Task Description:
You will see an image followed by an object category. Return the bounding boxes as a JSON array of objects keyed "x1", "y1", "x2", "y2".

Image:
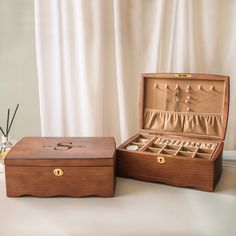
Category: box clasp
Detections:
[{"x1": 174, "y1": 74, "x2": 191, "y2": 78}]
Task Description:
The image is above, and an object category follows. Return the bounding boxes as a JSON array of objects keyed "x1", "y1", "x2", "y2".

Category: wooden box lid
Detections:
[
  {"x1": 5, "y1": 137, "x2": 116, "y2": 167},
  {"x1": 139, "y1": 73, "x2": 229, "y2": 140}
]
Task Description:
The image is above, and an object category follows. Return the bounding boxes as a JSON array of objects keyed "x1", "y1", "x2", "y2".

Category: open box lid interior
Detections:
[{"x1": 139, "y1": 73, "x2": 229, "y2": 140}]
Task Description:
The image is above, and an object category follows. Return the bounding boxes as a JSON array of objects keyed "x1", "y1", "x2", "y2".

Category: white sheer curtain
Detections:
[{"x1": 35, "y1": 0, "x2": 236, "y2": 149}]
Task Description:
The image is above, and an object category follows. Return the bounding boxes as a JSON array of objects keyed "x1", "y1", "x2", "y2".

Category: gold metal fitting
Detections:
[
  {"x1": 53, "y1": 168, "x2": 64, "y2": 176},
  {"x1": 157, "y1": 156, "x2": 166, "y2": 164},
  {"x1": 174, "y1": 74, "x2": 191, "y2": 78}
]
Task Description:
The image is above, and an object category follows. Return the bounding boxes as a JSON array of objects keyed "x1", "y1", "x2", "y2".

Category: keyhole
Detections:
[
  {"x1": 157, "y1": 156, "x2": 166, "y2": 164},
  {"x1": 53, "y1": 168, "x2": 64, "y2": 176}
]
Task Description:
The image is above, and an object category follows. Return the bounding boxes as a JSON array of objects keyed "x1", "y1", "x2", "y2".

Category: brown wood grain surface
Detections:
[
  {"x1": 117, "y1": 73, "x2": 229, "y2": 192},
  {"x1": 5, "y1": 137, "x2": 116, "y2": 166},
  {"x1": 117, "y1": 144, "x2": 223, "y2": 192},
  {"x1": 5, "y1": 137, "x2": 116, "y2": 197},
  {"x1": 6, "y1": 166, "x2": 115, "y2": 197}
]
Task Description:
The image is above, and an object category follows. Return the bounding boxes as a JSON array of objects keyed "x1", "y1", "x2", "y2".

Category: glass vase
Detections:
[{"x1": 0, "y1": 136, "x2": 16, "y2": 173}]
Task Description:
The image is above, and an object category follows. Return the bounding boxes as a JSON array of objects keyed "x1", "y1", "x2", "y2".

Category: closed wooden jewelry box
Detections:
[
  {"x1": 117, "y1": 73, "x2": 229, "y2": 192},
  {"x1": 5, "y1": 137, "x2": 116, "y2": 197}
]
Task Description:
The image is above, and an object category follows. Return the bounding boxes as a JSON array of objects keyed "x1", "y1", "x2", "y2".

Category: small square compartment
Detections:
[
  {"x1": 134, "y1": 134, "x2": 153, "y2": 144},
  {"x1": 180, "y1": 146, "x2": 197, "y2": 152},
  {"x1": 130, "y1": 142, "x2": 145, "y2": 148},
  {"x1": 145, "y1": 147, "x2": 161, "y2": 153},
  {"x1": 176, "y1": 151, "x2": 194, "y2": 158},
  {"x1": 197, "y1": 148, "x2": 213, "y2": 154},
  {"x1": 150, "y1": 143, "x2": 165, "y2": 149},
  {"x1": 130, "y1": 142, "x2": 145, "y2": 151},
  {"x1": 195, "y1": 153, "x2": 211, "y2": 160},
  {"x1": 164, "y1": 144, "x2": 180, "y2": 151},
  {"x1": 159, "y1": 149, "x2": 176, "y2": 156},
  {"x1": 125, "y1": 142, "x2": 144, "y2": 151}
]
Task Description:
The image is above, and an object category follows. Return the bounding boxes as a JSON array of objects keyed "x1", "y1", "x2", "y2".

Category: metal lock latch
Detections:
[
  {"x1": 53, "y1": 168, "x2": 64, "y2": 176},
  {"x1": 174, "y1": 74, "x2": 191, "y2": 78},
  {"x1": 157, "y1": 156, "x2": 166, "y2": 164}
]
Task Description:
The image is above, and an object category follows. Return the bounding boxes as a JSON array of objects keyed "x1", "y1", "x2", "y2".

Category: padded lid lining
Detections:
[{"x1": 139, "y1": 73, "x2": 229, "y2": 140}]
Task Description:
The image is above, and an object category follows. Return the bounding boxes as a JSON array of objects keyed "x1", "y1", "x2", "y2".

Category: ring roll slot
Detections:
[
  {"x1": 195, "y1": 153, "x2": 211, "y2": 160},
  {"x1": 177, "y1": 151, "x2": 195, "y2": 158}
]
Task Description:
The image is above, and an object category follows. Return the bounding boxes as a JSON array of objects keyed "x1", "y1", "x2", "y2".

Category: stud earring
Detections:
[
  {"x1": 174, "y1": 84, "x2": 179, "y2": 112},
  {"x1": 164, "y1": 84, "x2": 168, "y2": 110},
  {"x1": 185, "y1": 85, "x2": 190, "y2": 112}
]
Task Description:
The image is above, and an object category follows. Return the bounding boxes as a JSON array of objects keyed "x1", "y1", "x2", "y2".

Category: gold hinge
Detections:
[{"x1": 174, "y1": 74, "x2": 191, "y2": 78}]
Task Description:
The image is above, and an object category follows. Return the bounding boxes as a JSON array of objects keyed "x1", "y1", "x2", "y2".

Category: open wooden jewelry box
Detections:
[{"x1": 117, "y1": 73, "x2": 229, "y2": 191}]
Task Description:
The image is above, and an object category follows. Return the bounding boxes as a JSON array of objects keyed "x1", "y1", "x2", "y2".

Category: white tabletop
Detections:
[{"x1": 0, "y1": 157, "x2": 236, "y2": 236}]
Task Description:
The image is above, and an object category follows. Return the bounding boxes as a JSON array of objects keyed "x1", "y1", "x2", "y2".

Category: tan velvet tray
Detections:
[{"x1": 117, "y1": 73, "x2": 229, "y2": 192}]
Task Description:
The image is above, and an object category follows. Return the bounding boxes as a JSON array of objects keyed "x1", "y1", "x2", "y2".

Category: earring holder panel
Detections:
[{"x1": 150, "y1": 80, "x2": 224, "y2": 113}]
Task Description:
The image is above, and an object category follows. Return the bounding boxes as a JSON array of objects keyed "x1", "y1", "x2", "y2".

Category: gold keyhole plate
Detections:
[
  {"x1": 157, "y1": 156, "x2": 166, "y2": 164},
  {"x1": 53, "y1": 168, "x2": 64, "y2": 176}
]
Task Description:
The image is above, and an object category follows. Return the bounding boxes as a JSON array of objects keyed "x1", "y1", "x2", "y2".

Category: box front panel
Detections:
[
  {"x1": 117, "y1": 150, "x2": 221, "y2": 191},
  {"x1": 5, "y1": 166, "x2": 115, "y2": 197}
]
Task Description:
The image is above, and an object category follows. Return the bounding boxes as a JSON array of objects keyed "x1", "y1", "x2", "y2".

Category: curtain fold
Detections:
[{"x1": 35, "y1": 0, "x2": 236, "y2": 149}]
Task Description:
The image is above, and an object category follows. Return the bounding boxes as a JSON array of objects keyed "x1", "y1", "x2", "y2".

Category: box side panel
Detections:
[
  {"x1": 213, "y1": 150, "x2": 223, "y2": 189},
  {"x1": 117, "y1": 150, "x2": 215, "y2": 192},
  {"x1": 5, "y1": 166, "x2": 115, "y2": 197}
]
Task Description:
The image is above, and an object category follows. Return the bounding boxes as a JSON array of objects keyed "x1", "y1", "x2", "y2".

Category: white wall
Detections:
[{"x1": 0, "y1": 0, "x2": 41, "y2": 140}]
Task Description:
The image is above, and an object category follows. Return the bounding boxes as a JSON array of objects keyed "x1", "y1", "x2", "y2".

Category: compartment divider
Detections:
[
  {"x1": 139, "y1": 136, "x2": 157, "y2": 151},
  {"x1": 192, "y1": 148, "x2": 199, "y2": 158},
  {"x1": 159, "y1": 144, "x2": 167, "y2": 153},
  {"x1": 121, "y1": 133, "x2": 219, "y2": 160},
  {"x1": 174, "y1": 144, "x2": 183, "y2": 156}
]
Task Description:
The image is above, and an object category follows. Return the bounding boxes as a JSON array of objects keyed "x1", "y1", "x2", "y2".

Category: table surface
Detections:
[{"x1": 0, "y1": 158, "x2": 236, "y2": 236}]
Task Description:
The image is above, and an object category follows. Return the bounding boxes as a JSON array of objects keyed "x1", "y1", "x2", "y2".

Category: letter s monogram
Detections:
[{"x1": 54, "y1": 142, "x2": 73, "y2": 150}]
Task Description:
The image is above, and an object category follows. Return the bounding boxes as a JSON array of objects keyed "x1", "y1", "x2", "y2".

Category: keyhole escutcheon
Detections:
[{"x1": 53, "y1": 168, "x2": 64, "y2": 176}]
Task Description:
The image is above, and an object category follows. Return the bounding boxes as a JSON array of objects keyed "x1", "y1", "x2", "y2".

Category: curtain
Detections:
[{"x1": 35, "y1": 0, "x2": 236, "y2": 150}]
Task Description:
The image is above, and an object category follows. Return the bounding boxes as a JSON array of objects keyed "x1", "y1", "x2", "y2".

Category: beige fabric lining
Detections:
[{"x1": 144, "y1": 109, "x2": 223, "y2": 137}]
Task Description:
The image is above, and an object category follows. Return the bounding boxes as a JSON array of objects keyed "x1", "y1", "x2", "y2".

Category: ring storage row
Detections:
[{"x1": 123, "y1": 134, "x2": 218, "y2": 160}]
